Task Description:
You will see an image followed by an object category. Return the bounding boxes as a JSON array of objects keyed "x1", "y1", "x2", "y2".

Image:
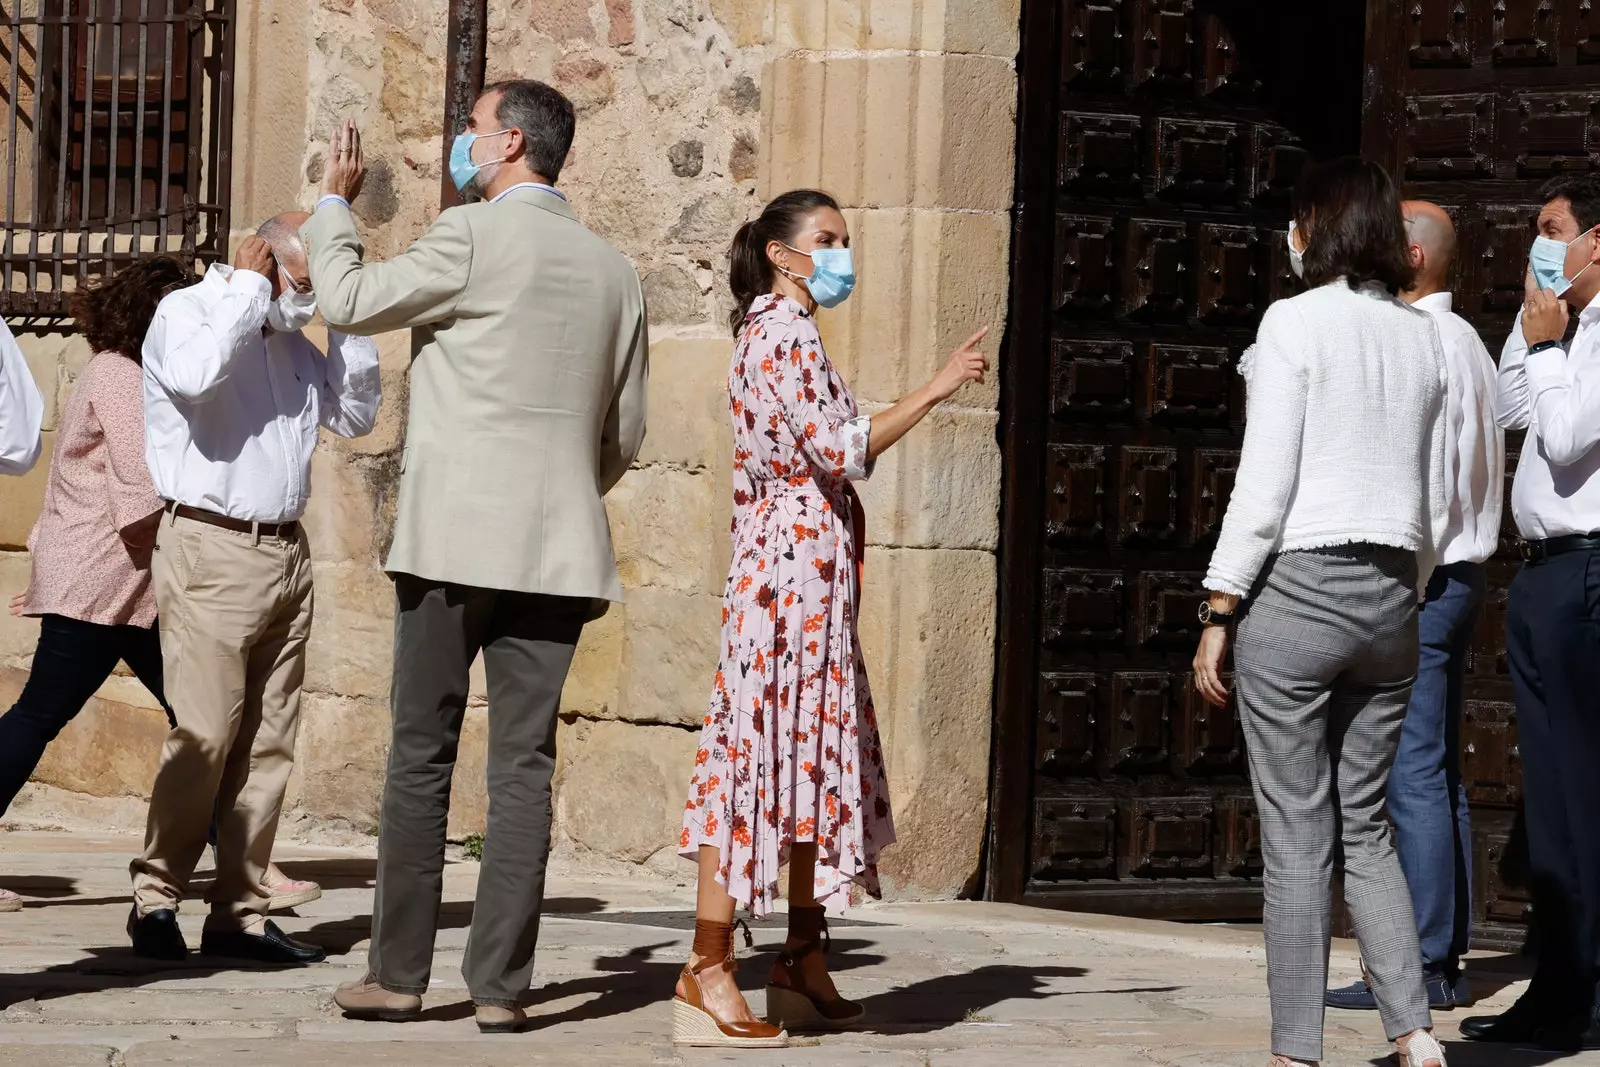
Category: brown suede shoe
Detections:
[
  {"x1": 476, "y1": 1004, "x2": 528, "y2": 1033},
  {"x1": 333, "y1": 974, "x2": 423, "y2": 1021}
]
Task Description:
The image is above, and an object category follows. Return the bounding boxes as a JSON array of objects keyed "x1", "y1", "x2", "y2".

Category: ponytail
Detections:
[{"x1": 726, "y1": 188, "x2": 840, "y2": 337}]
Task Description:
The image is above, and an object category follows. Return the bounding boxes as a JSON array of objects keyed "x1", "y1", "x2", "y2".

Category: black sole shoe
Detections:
[
  {"x1": 1460, "y1": 1011, "x2": 1544, "y2": 1044},
  {"x1": 127, "y1": 907, "x2": 188, "y2": 961},
  {"x1": 200, "y1": 919, "x2": 325, "y2": 965}
]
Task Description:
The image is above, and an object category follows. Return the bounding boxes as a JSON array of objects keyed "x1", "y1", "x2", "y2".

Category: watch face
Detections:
[{"x1": 1198, "y1": 603, "x2": 1212, "y2": 624}]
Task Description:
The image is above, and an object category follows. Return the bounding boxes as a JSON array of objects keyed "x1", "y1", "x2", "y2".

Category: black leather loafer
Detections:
[
  {"x1": 1460, "y1": 1008, "x2": 1544, "y2": 1044},
  {"x1": 200, "y1": 919, "x2": 325, "y2": 965},
  {"x1": 128, "y1": 907, "x2": 188, "y2": 961}
]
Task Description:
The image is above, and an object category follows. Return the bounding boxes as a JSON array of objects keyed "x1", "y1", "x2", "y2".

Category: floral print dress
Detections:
[{"x1": 679, "y1": 293, "x2": 896, "y2": 916}]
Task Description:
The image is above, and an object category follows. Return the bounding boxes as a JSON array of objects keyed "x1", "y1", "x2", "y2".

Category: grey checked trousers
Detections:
[{"x1": 1234, "y1": 547, "x2": 1432, "y2": 1061}]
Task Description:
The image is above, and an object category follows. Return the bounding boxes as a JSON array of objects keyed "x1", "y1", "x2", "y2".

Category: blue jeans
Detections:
[{"x1": 1387, "y1": 561, "x2": 1483, "y2": 975}]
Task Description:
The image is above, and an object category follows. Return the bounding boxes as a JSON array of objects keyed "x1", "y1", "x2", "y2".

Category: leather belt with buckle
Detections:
[
  {"x1": 1518, "y1": 533, "x2": 1600, "y2": 563},
  {"x1": 167, "y1": 502, "x2": 299, "y2": 540}
]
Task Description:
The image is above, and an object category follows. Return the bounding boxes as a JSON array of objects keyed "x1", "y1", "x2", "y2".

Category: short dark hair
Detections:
[
  {"x1": 483, "y1": 79, "x2": 575, "y2": 183},
  {"x1": 726, "y1": 189, "x2": 841, "y2": 336},
  {"x1": 71, "y1": 256, "x2": 197, "y2": 363},
  {"x1": 1539, "y1": 174, "x2": 1600, "y2": 233},
  {"x1": 1293, "y1": 157, "x2": 1415, "y2": 295}
]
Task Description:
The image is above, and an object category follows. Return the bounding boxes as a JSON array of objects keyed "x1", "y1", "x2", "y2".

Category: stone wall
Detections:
[{"x1": 0, "y1": 0, "x2": 1018, "y2": 903}]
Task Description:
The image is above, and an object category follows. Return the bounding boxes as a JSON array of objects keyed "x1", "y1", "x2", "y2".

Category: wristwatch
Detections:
[
  {"x1": 1198, "y1": 602, "x2": 1236, "y2": 627},
  {"x1": 1528, "y1": 339, "x2": 1562, "y2": 356}
]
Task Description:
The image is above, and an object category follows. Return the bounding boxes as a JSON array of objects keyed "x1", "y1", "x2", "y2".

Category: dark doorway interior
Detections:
[{"x1": 989, "y1": 0, "x2": 1367, "y2": 922}]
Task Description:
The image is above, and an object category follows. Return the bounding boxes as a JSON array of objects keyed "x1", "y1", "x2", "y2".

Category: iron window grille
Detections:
[{"x1": 0, "y1": 0, "x2": 234, "y2": 315}]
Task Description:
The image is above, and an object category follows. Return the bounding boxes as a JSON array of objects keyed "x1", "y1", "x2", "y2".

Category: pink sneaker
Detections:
[
  {"x1": 265, "y1": 864, "x2": 322, "y2": 912},
  {"x1": 0, "y1": 888, "x2": 22, "y2": 913}
]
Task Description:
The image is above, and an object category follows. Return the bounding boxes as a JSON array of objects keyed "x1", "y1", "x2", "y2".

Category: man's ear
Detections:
[{"x1": 1409, "y1": 243, "x2": 1425, "y2": 271}]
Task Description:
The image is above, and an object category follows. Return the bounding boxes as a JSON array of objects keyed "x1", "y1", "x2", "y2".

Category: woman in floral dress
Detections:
[{"x1": 671, "y1": 189, "x2": 991, "y2": 1049}]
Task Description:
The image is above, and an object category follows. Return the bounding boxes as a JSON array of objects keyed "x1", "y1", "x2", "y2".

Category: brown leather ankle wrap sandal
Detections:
[
  {"x1": 672, "y1": 918, "x2": 788, "y2": 1048},
  {"x1": 765, "y1": 904, "x2": 866, "y2": 1031}
]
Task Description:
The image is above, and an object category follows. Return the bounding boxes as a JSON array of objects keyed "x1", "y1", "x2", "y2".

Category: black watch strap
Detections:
[
  {"x1": 1529, "y1": 339, "x2": 1563, "y2": 355},
  {"x1": 1198, "y1": 602, "x2": 1236, "y2": 626}
]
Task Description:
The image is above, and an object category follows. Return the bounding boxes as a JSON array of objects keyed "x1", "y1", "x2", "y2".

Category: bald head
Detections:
[
  {"x1": 256, "y1": 211, "x2": 310, "y2": 291},
  {"x1": 1402, "y1": 200, "x2": 1456, "y2": 298}
]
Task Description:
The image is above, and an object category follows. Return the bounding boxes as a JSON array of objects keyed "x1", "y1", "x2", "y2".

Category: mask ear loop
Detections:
[
  {"x1": 1569, "y1": 229, "x2": 1600, "y2": 290},
  {"x1": 773, "y1": 242, "x2": 813, "y2": 285}
]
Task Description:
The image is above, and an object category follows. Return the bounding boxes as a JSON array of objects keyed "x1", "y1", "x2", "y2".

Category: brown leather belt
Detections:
[{"x1": 168, "y1": 502, "x2": 299, "y2": 540}]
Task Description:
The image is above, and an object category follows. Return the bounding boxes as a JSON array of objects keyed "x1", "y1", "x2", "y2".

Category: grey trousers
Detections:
[
  {"x1": 369, "y1": 573, "x2": 586, "y2": 1007},
  {"x1": 1234, "y1": 547, "x2": 1432, "y2": 1061}
]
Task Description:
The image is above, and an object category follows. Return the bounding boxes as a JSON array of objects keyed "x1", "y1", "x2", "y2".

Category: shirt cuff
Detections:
[
  {"x1": 316, "y1": 194, "x2": 350, "y2": 211},
  {"x1": 843, "y1": 414, "x2": 873, "y2": 481},
  {"x1": 1525, "y1": 344, "x2": 1567, "y2": 389}
]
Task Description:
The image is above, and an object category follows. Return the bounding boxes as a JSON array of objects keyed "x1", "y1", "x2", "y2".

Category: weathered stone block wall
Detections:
[{"x1": 1, "y1": 0, "x2": 1018, "y2": 904}]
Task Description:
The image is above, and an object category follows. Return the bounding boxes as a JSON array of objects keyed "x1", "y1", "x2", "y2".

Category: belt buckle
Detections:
[{"x1": 1519, "y1": 540, "x2": 1544, "y2": 563}]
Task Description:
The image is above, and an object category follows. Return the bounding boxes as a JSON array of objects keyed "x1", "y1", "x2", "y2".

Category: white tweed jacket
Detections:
[{"x1": 1204, "y1": 280, "x2": 1451, "y2": 599}]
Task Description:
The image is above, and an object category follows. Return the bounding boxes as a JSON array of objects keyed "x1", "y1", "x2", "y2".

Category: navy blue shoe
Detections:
[
  {"x1": 1422, "y1": 970, "x2": 1455, "y2": 1010},
  {"x1": 1325, "y1": 977, "x2": 1377, "y2": 1010},
  {"x1": 1326, "y1": 969, "x2": 1455, "y2": 1011},
  {"x1": 1451, "y1": 972, "x2": 1475, "y2": 1008}
]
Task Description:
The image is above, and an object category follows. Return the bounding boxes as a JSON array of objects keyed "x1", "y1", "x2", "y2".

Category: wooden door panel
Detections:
[{"x1": 995, "y1": 0, "x2": 1374, "y2": 918}]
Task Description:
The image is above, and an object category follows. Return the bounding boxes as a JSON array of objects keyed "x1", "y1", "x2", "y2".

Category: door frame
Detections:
[{"x1": 984, "y1": 0, "x2": 1060, "y2": 902}]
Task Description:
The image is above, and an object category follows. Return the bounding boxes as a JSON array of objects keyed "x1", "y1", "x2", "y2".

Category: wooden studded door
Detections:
[
  {"x1": 990, "y1": 0, "x2": 1368, "y2": 916},
  {"x1": 1361, "y1": 0, "x2": 1600, "y2": 950}
]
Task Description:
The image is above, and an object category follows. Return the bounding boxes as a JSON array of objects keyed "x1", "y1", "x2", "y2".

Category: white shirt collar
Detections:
[
  {"x1": 490, "y1": 182, "x2": 565, "y2": 204},
  {"x1": 1411, "y1": 290, "x2": 1453, "y2": 314},
  {"x1": 1579, "y1": 287, "x2": 1600, "y2": 324}
]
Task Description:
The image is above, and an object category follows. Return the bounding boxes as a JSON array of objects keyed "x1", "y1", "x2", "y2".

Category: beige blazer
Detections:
[{"x1": 302, "y1": 188, "x2": 648, "y2": 604}]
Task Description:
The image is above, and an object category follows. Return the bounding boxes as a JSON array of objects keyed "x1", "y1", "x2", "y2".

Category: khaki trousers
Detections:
[{"x1": 130, "y1": 512, "x2": 314, "y2": 930}]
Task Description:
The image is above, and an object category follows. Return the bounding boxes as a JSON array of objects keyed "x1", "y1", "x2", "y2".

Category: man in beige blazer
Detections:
[{"x1": 301, "y1": 80, "x2": 647, "y2": 1032}]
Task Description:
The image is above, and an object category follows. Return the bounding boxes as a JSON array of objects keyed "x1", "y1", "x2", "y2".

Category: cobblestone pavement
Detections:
[{"x1": 0, "y1": 831, "x2": 1587, "y2": 1066}]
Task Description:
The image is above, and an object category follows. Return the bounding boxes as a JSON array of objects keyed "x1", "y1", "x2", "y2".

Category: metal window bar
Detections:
[{"x1": 0, "y1": 0, "x2": 234, "y2": 316}]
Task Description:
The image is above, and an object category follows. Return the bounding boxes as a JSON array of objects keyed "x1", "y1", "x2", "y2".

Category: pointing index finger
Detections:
[{"x1": 962, "y1": 326, "x2": 989, "y2": 350}]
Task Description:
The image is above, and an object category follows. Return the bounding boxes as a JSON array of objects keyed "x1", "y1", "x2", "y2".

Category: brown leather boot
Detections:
[
  {"x1": 765, "y1": 904, "x2": 865, "y2": 1031},
  {"x1": 672, "y1": 918, "x2": 788, "y2": 1048}
]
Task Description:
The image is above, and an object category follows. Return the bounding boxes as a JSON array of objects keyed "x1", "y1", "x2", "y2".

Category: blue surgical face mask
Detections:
[
  {"x1": 779, "y1": 243, "x2": 855, "y2": 308},
  {"x1": 1531, "y1": 228, "x2": 1598, "y2": 295},
  {"x1": 448, "y1": 129, "x2": 510, "y2": 199}
]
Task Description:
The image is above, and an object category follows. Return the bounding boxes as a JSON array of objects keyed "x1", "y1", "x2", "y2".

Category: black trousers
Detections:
[
  {"x1": 1506, "y1": 550, "x2": 1600, "y2": 1027},
  {"x1": 0, "y1": 613, "x2": 171, "y2": 814},
  {"x1": 368, "y1": 573, "x2": 587, "y2": 1006}
]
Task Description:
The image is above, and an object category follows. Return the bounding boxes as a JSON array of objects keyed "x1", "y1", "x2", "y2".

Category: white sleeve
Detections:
[
  {"x1": 1523, "y1": 327, "x2": 1600, "y2": 467},
  {"x1": 141, "y1": 272, "x2": 271, "y2": 404},
  {"x1": 0, "y1": 320, "x2": 44, "y2": 475},
  {"x1": 1203, "y1": 303, "x2": 1309, "y2": 598},
  {"x1": 308, "y1": 330, "x2": 381, "y2": 439},
  {"x1": 1417, "y1": 341, "x2": 1450, "y2": 595},
  {"x1": 1496, "y1": 312, "x2": 1532, "y2": 431}
]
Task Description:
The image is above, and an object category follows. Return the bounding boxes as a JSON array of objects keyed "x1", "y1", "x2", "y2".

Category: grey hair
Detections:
[{"x1": 256, "y1": 216, "x2": 305, "y2": 265}]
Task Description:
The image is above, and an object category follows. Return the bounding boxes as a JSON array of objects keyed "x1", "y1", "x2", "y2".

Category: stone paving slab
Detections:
[
  {"x1": 0, "y1": 1048, "x2": 115, "y2": 1067},
  {"x1": 4, "y1": 831, "x2": 1599, "y2": 1066}
]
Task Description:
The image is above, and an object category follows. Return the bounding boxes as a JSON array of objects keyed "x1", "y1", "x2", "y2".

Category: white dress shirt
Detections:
[
  {"x1": 1204, "y1": 281, "x2": 1450, "y2": 598},
  {"x1": 1496, "y1": 293, "x2": 1600, "y2": 539},
  {"x1": 0, "y1": 318, "x2": 44, "y2": 475},
  {"x1": 1413, "y1": 292, "x2": 1504, "y2": 564},
  {"x1": 142, "y1": 264, "x2": 381, "y2": 522}
]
